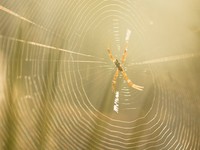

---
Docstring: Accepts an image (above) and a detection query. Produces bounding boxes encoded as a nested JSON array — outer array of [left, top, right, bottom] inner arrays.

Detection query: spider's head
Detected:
[[114, 59, 118, 63]]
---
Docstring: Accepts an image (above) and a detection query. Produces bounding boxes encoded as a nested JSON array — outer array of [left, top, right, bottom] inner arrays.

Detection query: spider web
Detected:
[[0, 0, 200, 149]]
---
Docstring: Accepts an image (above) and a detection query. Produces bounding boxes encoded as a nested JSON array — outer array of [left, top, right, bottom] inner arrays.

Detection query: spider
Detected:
[[107, 42, 144, 92]]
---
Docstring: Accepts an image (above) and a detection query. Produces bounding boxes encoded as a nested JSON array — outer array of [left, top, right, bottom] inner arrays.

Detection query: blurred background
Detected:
[[0, 0, 200, 149]]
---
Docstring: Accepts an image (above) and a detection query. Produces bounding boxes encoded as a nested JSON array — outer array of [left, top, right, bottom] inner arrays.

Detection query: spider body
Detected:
[[107, 43, 144, 92], [114, 59, 123, 71]]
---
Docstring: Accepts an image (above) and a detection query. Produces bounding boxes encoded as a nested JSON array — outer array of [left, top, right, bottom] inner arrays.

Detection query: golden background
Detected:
[[0, 0, 200, 149]]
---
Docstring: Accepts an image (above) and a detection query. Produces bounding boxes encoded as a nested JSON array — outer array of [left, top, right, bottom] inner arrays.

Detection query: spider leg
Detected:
[[121, 42, 128, 64], [122, 70, 144, 91], [107, 48, 116, 62], [112, 69, 119, 92], [121, 29, 131, 64]]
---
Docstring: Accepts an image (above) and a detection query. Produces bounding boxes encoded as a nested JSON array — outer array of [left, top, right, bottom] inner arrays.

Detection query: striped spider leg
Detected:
[[121, 41, 128, 64], [112, 69, 119, 92], [121, 69, 144, 91], [121, 42, 144, 91], [107, 48, 119, 92]]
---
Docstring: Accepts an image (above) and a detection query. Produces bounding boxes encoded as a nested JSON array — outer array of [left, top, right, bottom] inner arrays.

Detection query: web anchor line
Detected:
[[0, 35, 105, 60], [128, 52, 200, 66]]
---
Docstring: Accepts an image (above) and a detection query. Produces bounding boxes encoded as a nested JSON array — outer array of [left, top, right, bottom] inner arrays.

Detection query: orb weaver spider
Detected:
[[107, 31, 144, 92]]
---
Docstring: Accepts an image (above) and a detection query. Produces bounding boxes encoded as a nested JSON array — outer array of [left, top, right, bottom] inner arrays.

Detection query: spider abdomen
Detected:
[[114, 59, 123, 71]]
